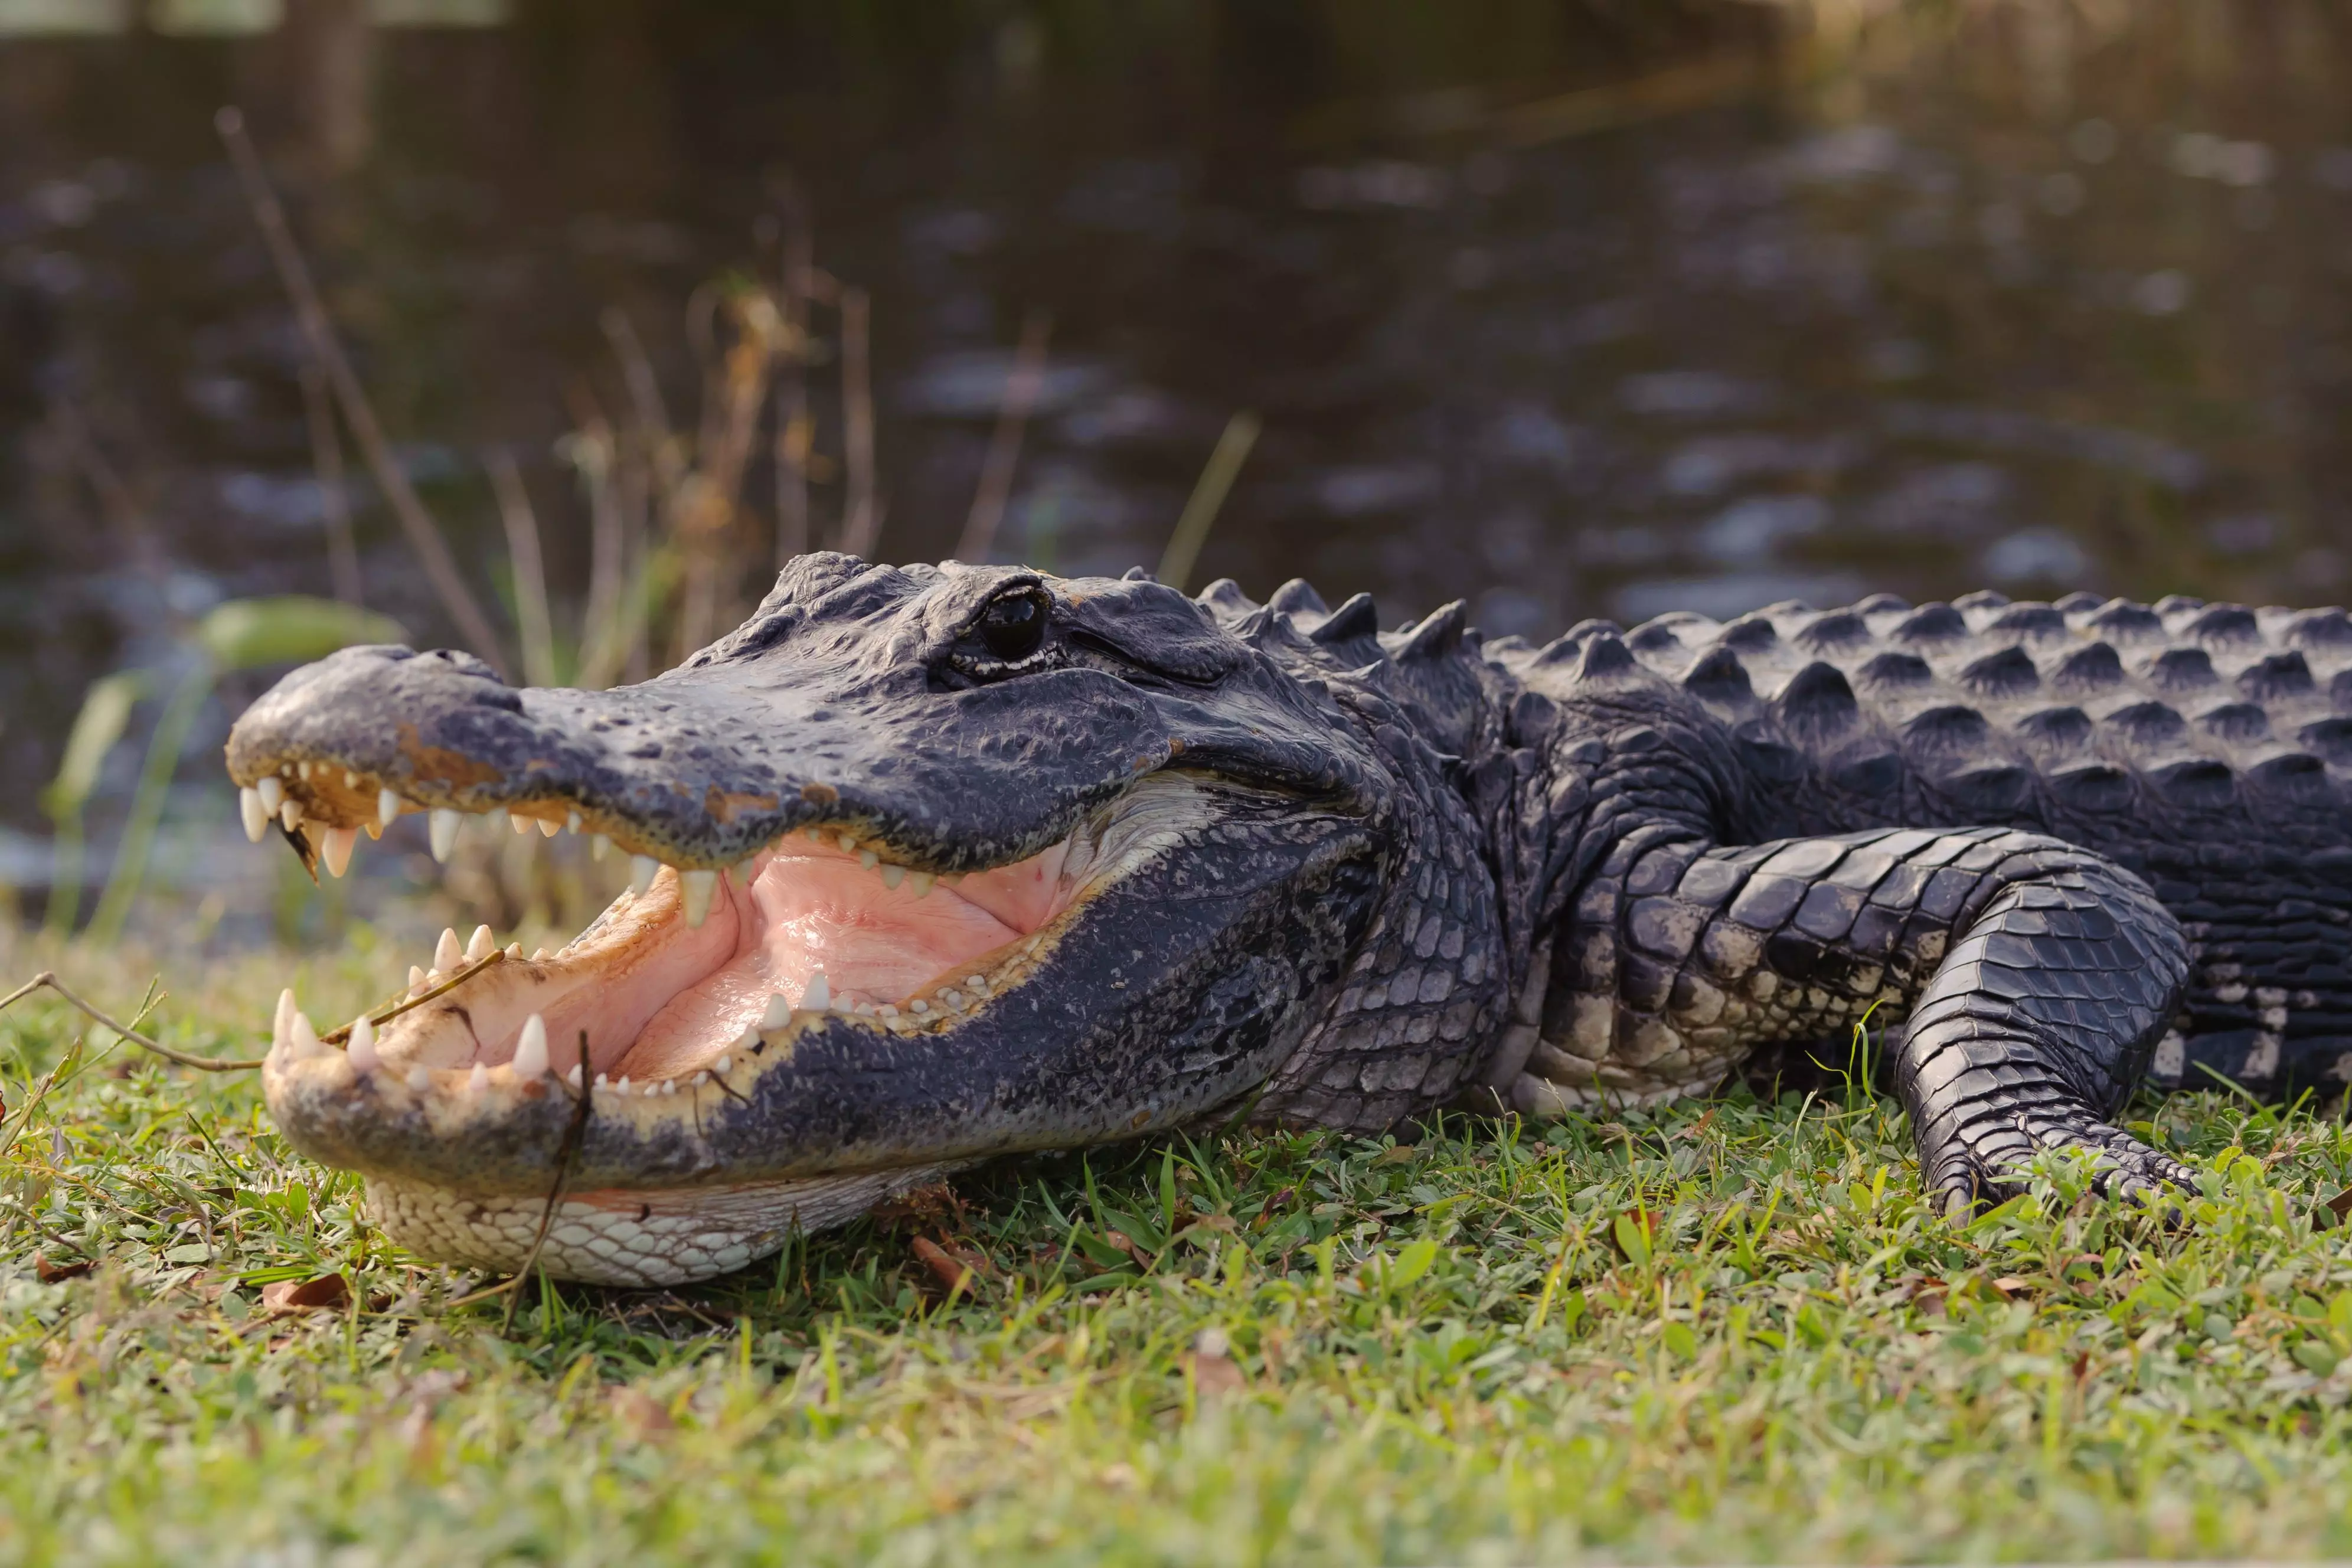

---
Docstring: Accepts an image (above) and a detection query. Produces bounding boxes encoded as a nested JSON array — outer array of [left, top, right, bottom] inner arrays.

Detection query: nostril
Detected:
[[417, 649, 510, 686]]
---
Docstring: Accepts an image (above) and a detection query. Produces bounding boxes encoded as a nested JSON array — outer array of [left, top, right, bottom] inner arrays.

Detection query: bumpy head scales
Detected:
[[230, 556, 1513, 1285]]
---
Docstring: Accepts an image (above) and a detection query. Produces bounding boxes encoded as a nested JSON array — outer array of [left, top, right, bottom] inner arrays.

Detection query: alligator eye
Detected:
[[976, 591, 1050, 662]]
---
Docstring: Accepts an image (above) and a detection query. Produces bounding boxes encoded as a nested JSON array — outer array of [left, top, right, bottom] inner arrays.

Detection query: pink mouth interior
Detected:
[[452, 836, 1076, 1081]]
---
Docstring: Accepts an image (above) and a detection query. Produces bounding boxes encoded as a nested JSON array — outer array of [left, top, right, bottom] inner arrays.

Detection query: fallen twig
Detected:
[[439, 1030, 594, 1331], [0, 971, 263, 1073], [319, 949, 509, 1044]]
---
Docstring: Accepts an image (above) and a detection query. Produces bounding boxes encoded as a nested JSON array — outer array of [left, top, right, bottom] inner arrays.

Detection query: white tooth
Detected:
[[466, 925, 495, 962], [377, 788, 401, 830], [567, 1064, 583, 1088], [880, 864, 904, 890], [802, 972, 829, 1011], [280, 799, 302, 832], [288, 1011, 327, 1062], [940, 991, 962, 1010], [590, 834, 611, 861], [272, 989, 298, 1054], [806, 827, 824, 843], [837, 833, 857, 852], [877, 1004, 899, 1020], [594, 1073, 609, 1089], [910, 872, 935, 898], [507, 943, 523, 959], [737, 1027, 760, 1050], [512, 1014, 549, 1077], [662, 1079, 677, 1096], [345, 1014, 377, 1072], [733, 857, 759, 885], [407, 1066, 430, 1091], [298, 761, 312, 780], [714, 1056, 731, 1074], [256, 776, 285, 812], [434, 928, 463, 973], [429, 809, 461, 862], [408, 965, 429, 995], [532, 948, 551, 962], [615, 1076, 632, 1095], [240, 787, 269, 843], [631, 855, 660, 894], [855, 1002, 874, 1015], [511, 812, 533, 836], [567, 812, 582, 834], [834, 995, 855, 1013], [965, 975, 986, 991], [910, 999, 930, 1015], [538, 816, 560, 838], [321, 826, 358, 878], [344, 770, 358, 788], [858, 850, 878, 870], [491, 808, 511, 832], [681, 868, 717, 927], [692, 1072, 708, 1088], [762, 994, 792, 1031], [468, 1063, 488, 1094], [1024, 938, 1041, 953]]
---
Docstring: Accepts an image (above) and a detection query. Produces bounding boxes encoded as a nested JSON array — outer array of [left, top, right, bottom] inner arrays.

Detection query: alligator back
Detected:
[[1602, 589, 2352, 1092]]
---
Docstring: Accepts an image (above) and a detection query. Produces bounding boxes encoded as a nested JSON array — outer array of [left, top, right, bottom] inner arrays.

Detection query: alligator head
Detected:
[[228, 555, 1521, 1285]]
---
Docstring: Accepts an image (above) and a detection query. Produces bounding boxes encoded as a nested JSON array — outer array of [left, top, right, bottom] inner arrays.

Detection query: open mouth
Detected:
[[334, 822, 1087, 1092], [257, 769, 1228, 1284]]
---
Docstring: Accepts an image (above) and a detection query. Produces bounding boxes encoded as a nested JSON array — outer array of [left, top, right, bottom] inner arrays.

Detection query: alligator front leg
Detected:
[[1516, 825, 2194, 1207]]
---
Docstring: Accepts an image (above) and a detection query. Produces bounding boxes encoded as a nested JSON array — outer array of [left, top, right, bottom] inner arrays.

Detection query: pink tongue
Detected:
[[612, 840, 1070, 1079]]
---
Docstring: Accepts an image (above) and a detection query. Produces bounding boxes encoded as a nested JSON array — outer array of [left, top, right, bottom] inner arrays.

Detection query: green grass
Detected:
[[6, 929, 2352, 1563]]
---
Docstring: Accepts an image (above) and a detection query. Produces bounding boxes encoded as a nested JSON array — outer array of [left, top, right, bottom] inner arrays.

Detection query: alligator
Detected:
[[224, 554, 2352, 1285]]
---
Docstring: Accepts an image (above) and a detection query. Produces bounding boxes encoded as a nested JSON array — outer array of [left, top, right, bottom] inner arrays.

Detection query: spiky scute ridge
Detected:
[[1216, 580, 2352, 1127], [1192, 579, 1522, 1131]]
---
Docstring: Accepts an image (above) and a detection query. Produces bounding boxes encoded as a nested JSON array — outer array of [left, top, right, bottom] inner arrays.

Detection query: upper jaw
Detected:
[[221, 641, 1177, 877], [220, 560, 1383, 882]]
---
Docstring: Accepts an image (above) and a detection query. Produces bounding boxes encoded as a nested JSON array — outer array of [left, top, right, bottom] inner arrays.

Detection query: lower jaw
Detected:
[[367, 1164, 958, 1287]]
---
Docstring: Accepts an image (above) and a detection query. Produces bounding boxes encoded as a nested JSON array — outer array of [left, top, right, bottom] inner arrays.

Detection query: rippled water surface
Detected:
[[4, 2, 2350, 923]]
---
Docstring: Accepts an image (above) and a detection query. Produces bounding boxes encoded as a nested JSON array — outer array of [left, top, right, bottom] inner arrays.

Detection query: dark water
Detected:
[[5, 1, 2351, 927]]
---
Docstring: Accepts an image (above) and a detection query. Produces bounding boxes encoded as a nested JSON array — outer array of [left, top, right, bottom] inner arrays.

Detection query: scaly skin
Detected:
[[226, 561, 2352, 1282]]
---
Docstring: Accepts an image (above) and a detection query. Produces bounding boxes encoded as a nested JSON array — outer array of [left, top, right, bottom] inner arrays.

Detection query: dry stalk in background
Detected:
[[954, 308, 1053, 564], [299, 363, 363, 607], [215, 106, 511, 679]]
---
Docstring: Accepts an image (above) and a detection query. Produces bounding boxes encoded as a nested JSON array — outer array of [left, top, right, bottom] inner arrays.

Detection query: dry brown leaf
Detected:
[[260, 1273, 352, 1315], [1181, 1351, 1247, 1396], [609, 1385, 675, 1439], [912, 1236, 990, 1298], [870, 1182, 965, 1228], [34, 1253, 92, 1283]]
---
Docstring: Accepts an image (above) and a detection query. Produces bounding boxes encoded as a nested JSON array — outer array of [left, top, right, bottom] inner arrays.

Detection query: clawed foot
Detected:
[[1920, 1102, 2196, 1215]]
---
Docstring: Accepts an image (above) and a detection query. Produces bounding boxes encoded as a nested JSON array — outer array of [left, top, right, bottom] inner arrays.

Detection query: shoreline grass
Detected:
[[4, 932, 2352, 1562]]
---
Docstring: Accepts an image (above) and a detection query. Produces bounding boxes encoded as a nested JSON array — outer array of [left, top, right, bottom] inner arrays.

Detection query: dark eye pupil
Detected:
[[978, 593, 1047, 661]]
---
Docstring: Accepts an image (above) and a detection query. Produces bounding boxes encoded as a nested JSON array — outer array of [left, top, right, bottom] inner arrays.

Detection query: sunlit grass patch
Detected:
[[5, 930, 2352, 1562]]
